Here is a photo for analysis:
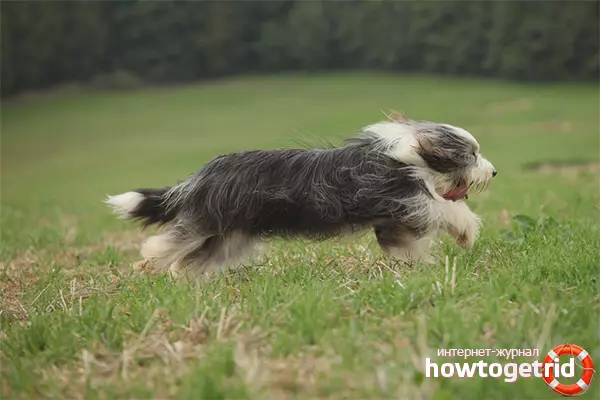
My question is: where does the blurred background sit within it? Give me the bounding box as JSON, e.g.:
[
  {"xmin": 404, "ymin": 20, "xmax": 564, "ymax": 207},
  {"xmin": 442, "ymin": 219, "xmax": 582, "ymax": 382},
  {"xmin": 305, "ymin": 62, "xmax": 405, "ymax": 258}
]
[
  {"xmin": 1, "ymin": 0, "xmax": 598, "ymax": 229},
  {"xmin": 1, "ymin": 1, "xmax": 598, "ymax": 96}
]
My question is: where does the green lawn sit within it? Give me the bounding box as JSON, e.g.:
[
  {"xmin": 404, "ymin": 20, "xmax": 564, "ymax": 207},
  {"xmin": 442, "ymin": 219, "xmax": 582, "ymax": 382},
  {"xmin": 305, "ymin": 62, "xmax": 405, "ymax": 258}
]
[{"xmin": 1, "ymin": 74, "xmax": 599, "ymax": 399}]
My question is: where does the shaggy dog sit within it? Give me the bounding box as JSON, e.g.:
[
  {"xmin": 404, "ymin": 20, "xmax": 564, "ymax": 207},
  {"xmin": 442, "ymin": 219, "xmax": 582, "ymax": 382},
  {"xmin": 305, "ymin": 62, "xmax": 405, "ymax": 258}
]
[{"xmin": 106, "ymin": 112, "xmax": 496, "ymax": 276}]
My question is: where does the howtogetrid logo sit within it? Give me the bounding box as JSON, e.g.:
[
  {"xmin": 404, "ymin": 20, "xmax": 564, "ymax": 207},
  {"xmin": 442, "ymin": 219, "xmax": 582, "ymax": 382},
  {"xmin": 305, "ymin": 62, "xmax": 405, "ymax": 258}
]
[
  {"xmin": 542, "ymin": 344, "xmax": 595, "ymax": 397},
  {"xmin": 425, "ymin": 343, "xmax": 595, "ymax": 397}
]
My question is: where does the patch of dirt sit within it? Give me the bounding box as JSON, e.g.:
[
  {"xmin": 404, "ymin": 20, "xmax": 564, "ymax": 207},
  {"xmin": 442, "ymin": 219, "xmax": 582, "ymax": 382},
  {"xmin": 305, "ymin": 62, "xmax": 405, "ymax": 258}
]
[
  {"xmin": 531, "ymin": 161, "xmax": 600, "ymax": 179},
  {"xmin": 536, "ymin": 120, "xmax": 573, "ymax": 133},
  {"xmin": 486, "ymin": 98, "xmax": 532, "ymax": 115},
  {"xmin": 0, "ymin": 229, "xmax": 147, "ymax": 321},
  {"xmin": 0, "ymin": 250, "xmax": 41, "ymax": 321}
]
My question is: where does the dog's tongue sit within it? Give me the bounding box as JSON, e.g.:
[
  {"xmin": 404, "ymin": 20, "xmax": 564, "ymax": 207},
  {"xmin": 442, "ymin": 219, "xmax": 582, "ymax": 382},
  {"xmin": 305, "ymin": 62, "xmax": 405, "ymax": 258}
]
[{"xmin": 443, "ymin": 184, "xmax": 469, "ymax": 201}]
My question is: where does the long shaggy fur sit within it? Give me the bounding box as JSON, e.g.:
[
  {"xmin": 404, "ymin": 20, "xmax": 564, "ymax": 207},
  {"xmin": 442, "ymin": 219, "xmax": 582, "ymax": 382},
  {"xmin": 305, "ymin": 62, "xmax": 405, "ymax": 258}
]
[
  {"xmin": 164, "ymin": 146, "xmax": 433, "ymax": 239},
  {"xmin": 106, "ymin": 113, "xmax": 497, "ymax": 276}
]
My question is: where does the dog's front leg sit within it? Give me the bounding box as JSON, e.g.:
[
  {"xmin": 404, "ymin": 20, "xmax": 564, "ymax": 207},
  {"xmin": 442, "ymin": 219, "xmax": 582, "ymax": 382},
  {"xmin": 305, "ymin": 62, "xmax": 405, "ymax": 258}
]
[{"xmin": 433, "ymin": 201, "xmax": 482, "ymax": 249}]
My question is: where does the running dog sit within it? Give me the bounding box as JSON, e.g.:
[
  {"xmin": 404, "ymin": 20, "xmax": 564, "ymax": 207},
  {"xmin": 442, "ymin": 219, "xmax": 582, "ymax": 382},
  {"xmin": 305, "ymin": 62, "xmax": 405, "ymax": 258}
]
[{"xmin": 106, "ymin": 112, "xmax": 497, "ymax": 276}]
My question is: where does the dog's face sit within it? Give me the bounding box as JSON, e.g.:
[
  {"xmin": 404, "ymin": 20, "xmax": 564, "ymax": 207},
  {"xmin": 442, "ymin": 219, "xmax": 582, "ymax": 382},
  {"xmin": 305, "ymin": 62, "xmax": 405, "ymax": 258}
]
[
  {"xmin": 414, "ymin": 122, "xmax": 496, "ymax": 201},
  {"xmin": 366, "ymin": 112, "xmax": 497, "ymax": 201}
]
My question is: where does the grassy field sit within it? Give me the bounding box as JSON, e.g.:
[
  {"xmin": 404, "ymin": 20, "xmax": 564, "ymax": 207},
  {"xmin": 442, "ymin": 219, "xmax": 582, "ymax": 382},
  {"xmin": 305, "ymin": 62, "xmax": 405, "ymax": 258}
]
[{"xmin": 1, "ymin": 74, "xmax": 599, "ymax": 399}]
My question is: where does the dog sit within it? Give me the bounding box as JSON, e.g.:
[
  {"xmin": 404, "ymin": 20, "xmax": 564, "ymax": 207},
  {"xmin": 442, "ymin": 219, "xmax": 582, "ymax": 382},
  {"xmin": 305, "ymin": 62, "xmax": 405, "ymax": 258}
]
[{"xmin": 106, "ymin": 112, "xmax": 496, "ymax": 276}]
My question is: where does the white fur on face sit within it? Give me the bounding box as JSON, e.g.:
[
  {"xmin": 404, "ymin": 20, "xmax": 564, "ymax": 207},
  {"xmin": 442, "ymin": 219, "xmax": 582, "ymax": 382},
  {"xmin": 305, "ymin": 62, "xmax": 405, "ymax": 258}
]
[
  {"xmin": 445, "ymin": 124, "xmax": 495, "ymax": 188},
  {"xmin": 428, "ymin": 171, "xmax": 456, "ymax": 199},
  {"xmin": 428, "ymin": 154, "xmax": 495, "ymax": 197},
  {"xmin": 443, "ymin": 125, "xmax": 495, "ymax": 188},
  {"xmin": 363, "ymin": 121, "xmax": 426, "ymax": 167},
  {"xmin": 470, "ymin": 154, "xmax": 496, "ymax": 190}
]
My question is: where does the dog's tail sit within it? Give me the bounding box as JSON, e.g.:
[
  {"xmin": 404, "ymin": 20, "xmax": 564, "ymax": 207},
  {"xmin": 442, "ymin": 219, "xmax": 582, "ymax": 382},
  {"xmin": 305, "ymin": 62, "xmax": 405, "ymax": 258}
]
[{"xmin": 105, "ymin": 187, "xmax": 177, "ymax": 227}]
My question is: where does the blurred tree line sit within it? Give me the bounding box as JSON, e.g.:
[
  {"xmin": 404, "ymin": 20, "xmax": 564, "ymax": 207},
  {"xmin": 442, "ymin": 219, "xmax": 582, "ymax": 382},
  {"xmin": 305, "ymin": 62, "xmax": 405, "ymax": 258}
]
[{"xmin": 1, "ymin": 0, "xmax": 598, "ymax": 97}]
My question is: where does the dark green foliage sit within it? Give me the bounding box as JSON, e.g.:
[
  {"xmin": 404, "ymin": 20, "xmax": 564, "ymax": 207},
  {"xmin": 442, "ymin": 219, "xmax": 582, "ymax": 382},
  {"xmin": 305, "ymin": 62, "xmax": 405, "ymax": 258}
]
[{"xmin": 1, "ymin": 0, "xmax": 598, "ymax": 97}]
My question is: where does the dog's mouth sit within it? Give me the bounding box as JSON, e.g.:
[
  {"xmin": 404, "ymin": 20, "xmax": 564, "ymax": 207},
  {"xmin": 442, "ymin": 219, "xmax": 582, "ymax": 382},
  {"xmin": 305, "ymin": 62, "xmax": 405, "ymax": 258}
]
[{"xmin": 443, "ymin": 183, "xmax": 469, "ymax": 201}]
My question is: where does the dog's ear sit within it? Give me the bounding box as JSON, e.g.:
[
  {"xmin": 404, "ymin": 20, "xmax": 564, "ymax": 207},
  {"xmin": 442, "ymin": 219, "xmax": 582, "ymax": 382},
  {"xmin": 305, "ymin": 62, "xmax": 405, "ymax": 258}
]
[{"xmin": 388, "ymin": 110, "xmax": 408, "ymax": 123}]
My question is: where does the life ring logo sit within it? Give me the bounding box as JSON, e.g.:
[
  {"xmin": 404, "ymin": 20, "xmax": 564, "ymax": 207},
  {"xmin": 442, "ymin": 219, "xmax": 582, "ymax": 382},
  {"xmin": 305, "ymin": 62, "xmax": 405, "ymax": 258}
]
[{"xmin": 543, "ymin": 344, "xmax": 595, "ymax": 396}]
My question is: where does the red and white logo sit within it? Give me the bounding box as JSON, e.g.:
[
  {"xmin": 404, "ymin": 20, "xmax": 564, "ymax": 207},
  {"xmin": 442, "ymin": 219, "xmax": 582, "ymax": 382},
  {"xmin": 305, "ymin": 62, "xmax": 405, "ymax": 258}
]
[{"xmin": 542, "ymin": 344, "xmax": 595, "ymax": 396}]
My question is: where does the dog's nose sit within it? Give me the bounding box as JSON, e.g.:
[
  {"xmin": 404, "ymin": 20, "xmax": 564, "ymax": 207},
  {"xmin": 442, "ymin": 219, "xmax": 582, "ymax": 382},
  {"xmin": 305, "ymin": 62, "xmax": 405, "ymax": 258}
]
[{"xmin": 492, "ymin": 169, "xmax": 498, "ymax": 177}]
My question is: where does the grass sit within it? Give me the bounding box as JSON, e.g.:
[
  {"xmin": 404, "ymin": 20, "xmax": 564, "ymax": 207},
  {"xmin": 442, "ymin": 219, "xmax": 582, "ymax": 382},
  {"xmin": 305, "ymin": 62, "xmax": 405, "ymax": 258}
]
[{"xmin": 1, "ymin": 73, "xmax": 599, "ymax": 399}]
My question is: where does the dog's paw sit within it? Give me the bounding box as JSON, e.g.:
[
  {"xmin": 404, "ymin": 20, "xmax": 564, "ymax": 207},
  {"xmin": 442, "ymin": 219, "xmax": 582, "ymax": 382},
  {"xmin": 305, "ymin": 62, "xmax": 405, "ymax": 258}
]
[
  {"xmin": 133, "ymin": 258, "xmax": 163, "ymax": 274},
  {"xmin": 445, "ymin": 209, "xmax": 481, "ymax": 249},
  {"xmin": 456, "ymin": 214, "xmax": 481, "ymax": 249},
  {"xmin": 456, "ymin": 232, "xmax": 473, "ymax": 249},
  {"xmin": 134, "ymin": 258, "xmax": 152, "ymax": 273}
]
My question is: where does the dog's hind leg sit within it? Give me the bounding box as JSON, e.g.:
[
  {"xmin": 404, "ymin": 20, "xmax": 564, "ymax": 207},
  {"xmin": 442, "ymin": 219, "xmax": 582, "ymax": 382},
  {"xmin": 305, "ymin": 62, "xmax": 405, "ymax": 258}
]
[
  {"xmin": 178, "ymin": 231, "xmax": 263, "ymax": 277},
  {"xmin": 136, "ymin": 224, "xmax": 261, "ymax": 278},
  {"xmin": 136, "ymin": 224, "xmax": 210, "ymax": 275},
  {"xmin": 374, "ymin": 224, "xmax": 434, "ymax": 264},
  {"xmin": 136, "ymin": 232, "xmax": 178, "ymax": 272}
]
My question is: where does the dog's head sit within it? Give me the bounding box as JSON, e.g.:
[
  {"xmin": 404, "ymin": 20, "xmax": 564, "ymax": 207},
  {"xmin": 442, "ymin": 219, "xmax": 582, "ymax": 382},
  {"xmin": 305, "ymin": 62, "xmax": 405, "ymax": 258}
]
[{"xmin": 364, "ymin": 112, "xmax": 497, "ymax": 201}]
